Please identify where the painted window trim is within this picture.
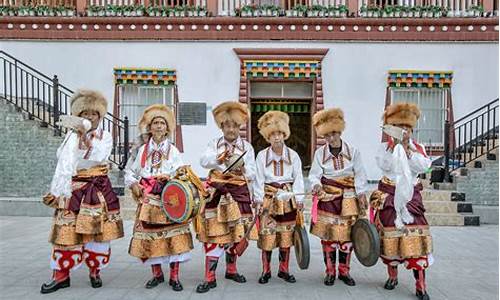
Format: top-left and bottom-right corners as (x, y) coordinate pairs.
(384, 70), (455, 154)
(112, 67), (183, 151)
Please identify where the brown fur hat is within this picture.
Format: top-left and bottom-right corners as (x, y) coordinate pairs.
(70, 89), (107, 120)
(257, 110), (290, 142)
(138, 104), (176, 137)
(212, 101), (249, 128)
(383, 102), (421, 128)
(312, 108), (345, 136)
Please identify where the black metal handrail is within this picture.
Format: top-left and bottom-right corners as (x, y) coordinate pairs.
(444, 98), (499, 180)
(0, 50), (129, 169)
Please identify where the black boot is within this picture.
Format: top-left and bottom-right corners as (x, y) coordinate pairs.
(414, 270), (430, 300)
(338, 251), (355, 286)
(225, 273), (247, 283)
(338, 274), (356, 286)
(324, 274), (335, 286)
(225, 253), (246, 283)
(90, 276), (102, 288)
(384, 278), (398, 290)
(196, 281), (217, 293)
(145, 275), (164, 289)
(322, 243), (336, 286)
(278, 248), (296, 283)
(258, 272), (271, 284)
(277, 271), (296, 283)
(40, 278), (71, 294)
(169, 279), (183, 292)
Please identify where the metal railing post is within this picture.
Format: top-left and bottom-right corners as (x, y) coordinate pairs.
(444, 120), (450, 182)
(121, 116), (130, 170)
(52, 75), (60, 136)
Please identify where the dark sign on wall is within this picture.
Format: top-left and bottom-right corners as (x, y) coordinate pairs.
(178, 102), (207, 125)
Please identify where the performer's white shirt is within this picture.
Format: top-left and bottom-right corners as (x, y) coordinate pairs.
(254, 145), (305, 203)
(308, 140), (369, 195)
(375, 140), (432, 185)
(56, 128), (112, 170)
(124, 138), (184, 187)
(199, 136), (257, 181)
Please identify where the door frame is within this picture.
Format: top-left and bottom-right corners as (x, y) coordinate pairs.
(233, 48), (329, 161)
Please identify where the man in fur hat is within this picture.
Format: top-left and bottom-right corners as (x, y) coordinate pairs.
(40, 90), (124, 294)
(196, 101), (258, 293)
(254, 110), (304, 284)
(370, 102), (433, 300)
(308, 108), (369, 287)
(125, 104), (195, 292)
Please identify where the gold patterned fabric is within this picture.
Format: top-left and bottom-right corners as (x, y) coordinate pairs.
(129, 220), (194, 258)
(48, 196), (124, 246)
(257, 183), (297, 251)
(370, 177), (433, 261)
(47, 166), (124, 247)
(129, 195), (194, 259)
(310, 176), (359, 243)
(196, 193), (258, 244)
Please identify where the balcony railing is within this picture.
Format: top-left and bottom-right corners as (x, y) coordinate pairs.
(0, 0), (497, 16)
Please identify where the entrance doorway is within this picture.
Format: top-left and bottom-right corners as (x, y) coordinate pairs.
(249, 81), (313, 168)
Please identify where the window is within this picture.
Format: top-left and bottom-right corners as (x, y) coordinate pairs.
(391, 88), (447, 146)
(119, 85), (175, 143)
(250, 82), (313, 99)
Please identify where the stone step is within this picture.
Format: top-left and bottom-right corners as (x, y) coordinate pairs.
(463, 214), (481, 226)
(421, 190), (465, 202)
(426, 213), (464, 226)
(473, 205), (499, 224)
(431, 182), (457, 191)
(423, 201), (457, 214)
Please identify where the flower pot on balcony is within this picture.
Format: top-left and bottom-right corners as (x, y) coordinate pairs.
(402, 11), (408, 17)
(367, 11), (372, 17)
(188, 11), (194, 16)
(29, 10), (35, 16)
(374, 11), (380, 17)
(446, 10), (453, 17)
(200, 11), (206, 16)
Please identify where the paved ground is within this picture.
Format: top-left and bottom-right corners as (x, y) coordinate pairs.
(0, 216), (498, 300)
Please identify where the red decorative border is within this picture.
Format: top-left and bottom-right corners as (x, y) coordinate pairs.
(0, 17), (498, 41)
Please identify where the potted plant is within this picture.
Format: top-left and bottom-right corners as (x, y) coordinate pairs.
(392, 5), (401, 17)
(359, 5), (367, 17)
(18, 5), (28, 16)
(472, 5), (484, 17)
(401, 5), (409, 17)
(338, 4), (348, 17)
(410, 6), (420, 17)
(176, 5), (186, 17)
(255, 4), (263, 16)
(201, 6), (208, 16)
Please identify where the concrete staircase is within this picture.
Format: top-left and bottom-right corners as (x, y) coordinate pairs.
(454, 148), (499, 224)
(421, 186), (479, 226)
(0, 98), (125, 217)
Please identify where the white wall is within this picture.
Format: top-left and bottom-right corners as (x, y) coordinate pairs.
(1, 40), (498, 179)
